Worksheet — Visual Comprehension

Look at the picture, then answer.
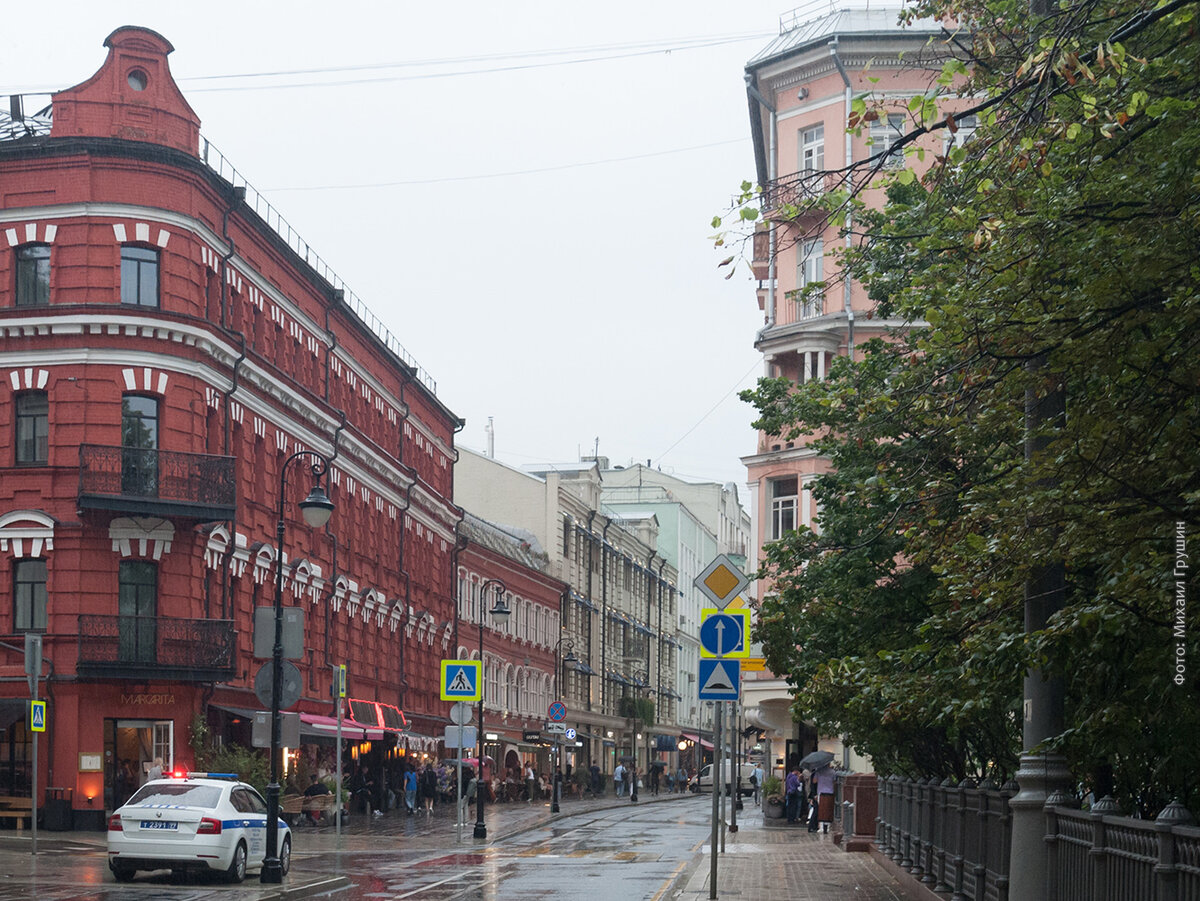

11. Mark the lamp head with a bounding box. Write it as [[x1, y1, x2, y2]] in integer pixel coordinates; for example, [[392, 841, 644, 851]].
[[299, 485, 335, 528], [488, 585, 511, 622], [563, 647, 580, 667]]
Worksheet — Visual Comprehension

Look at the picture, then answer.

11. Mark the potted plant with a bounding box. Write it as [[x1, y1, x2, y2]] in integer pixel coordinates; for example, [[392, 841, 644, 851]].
[[761, 775, 786, 820]]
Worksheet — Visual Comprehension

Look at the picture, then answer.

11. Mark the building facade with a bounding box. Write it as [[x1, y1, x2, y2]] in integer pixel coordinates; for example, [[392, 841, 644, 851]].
[[454, 513, 566, 786], [0, 28, 460, 827], [740, 5, 965, 777], [599, 462, 752, 765], [454, 449, 680, 780]]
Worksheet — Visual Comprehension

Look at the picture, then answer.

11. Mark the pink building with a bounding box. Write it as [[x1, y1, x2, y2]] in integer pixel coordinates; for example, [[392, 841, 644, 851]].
[[740, 5, 970, 774]]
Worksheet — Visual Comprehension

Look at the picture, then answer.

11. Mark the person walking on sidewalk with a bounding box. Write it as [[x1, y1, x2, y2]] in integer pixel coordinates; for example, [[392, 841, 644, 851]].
[[460, 768, 477, 823], [784, 766, 803, 824], [750, 763, 763, 806], [524, 763, 537, 803], [614, 762, 626, 797], [629, 764, 639, 803], [420, 763, 438, 814], [404, 765, 418, 814]]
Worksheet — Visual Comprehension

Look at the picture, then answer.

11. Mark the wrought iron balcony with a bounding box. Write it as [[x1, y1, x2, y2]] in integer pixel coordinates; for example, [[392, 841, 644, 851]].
[[762, 169, 839, 219], [76, 614, 235, 681], [78, 444, 236, 520]]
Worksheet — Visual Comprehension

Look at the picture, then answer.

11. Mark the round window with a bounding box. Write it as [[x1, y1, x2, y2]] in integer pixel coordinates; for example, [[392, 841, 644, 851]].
[[127, 69, 148, 91]]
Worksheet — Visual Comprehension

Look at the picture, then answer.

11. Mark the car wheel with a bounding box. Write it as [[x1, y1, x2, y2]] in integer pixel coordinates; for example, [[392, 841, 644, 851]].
[[110, 862, 136, 882], [280, 836, 292, 877], [225, 841, 247, 883]]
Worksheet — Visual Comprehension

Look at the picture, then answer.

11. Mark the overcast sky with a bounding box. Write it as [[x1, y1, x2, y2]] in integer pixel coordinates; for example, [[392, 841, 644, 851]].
[[3, 1, 799, 490]]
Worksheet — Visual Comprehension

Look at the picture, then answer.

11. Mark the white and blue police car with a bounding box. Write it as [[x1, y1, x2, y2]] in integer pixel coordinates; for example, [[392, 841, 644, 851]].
[[107, 772, 290, 883]]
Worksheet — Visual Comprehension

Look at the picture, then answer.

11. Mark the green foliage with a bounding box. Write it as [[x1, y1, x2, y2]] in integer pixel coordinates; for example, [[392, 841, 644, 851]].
[[739, 0, 1200, 810], [619, 695, 656, 724], [189, 713, 270, 796], [762, 774, 784, 802]]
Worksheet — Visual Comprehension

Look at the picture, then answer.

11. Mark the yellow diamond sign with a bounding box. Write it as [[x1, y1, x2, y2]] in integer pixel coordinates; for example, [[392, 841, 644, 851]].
[[694, 555, 750, 610]]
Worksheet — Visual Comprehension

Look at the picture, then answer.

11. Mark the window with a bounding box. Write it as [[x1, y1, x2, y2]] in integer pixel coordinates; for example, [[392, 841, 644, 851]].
[[15, 245, 50, 307], [120, 246, 159, 307], [15, 392, 48, 465], [800, 124, 824, 172], [14, 559, 47, 631], [121, 395, 159, 496], [869, 114, 907, 169], [943, 113, 979, 157], [769, 477, 798, 540], [796, 239, 824, 319], [118, 560, 157, 664]]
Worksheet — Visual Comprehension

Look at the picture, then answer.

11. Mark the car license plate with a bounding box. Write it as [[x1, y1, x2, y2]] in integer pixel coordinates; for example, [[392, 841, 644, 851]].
[[140, 820, 178, 829]]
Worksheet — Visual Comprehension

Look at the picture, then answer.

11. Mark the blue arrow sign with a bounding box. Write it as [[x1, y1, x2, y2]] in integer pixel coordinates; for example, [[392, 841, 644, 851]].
[[699, 611, 748, 658], [698, 659, 741, 700]]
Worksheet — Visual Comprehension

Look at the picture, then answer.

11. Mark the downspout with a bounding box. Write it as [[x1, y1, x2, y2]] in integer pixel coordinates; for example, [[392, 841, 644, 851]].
[[584, 511, 597, 714], [745, 74, 778, 330], [395, 371, 421, 712], [830, 40, 856, 360], [657, 560, 667, 721], [219, 187, 247, 620], [645, 552, 655, 690], [452, 526, 468, 657], [322, 411, 347, 671], [323, 291, 343, 404], [600, 519, 613, 720]]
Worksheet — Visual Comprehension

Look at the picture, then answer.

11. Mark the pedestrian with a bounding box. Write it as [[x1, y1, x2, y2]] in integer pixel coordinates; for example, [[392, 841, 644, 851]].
[[524, 763, 537, 803], [814, 763, 835, 834], [629, 764, 639, 803], [649, 763, 660, 796], [750, 762, 764, 806], [146, 756, 163, 782], [806, 768, 820, 832], [676, 766, 687, 793], [784, 766, 803, 824], [404, 765, 418, 814], [589, 763, 601, 798], [420, 763, 438, 814], [459, 768, 477, 822], [614, 761, 626, 797]]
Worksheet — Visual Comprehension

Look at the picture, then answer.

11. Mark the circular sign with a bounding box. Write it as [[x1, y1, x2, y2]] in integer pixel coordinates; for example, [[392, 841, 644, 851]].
[[449, 701, 473, 726], [254, 660, 302, 710], [548, 700, 567, 722], [565, 728, 577, 740]]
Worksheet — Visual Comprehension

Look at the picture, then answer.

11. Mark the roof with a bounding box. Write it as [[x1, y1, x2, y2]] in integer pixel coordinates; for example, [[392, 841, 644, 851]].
[[746, 5, 945, 70], [461, 512, 549, 571]]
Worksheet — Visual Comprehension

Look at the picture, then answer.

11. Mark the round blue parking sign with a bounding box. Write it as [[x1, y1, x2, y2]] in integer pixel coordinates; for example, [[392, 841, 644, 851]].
[[548, 701, 566, 722]]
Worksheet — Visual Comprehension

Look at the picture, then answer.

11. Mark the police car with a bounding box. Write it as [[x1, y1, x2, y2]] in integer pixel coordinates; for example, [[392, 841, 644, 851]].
[[106, 772, 291, 883]]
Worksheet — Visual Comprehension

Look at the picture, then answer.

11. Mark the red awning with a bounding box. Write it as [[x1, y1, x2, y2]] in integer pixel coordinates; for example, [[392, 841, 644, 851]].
[[299, 712, 383, 741], [680, 732, 714, 750]]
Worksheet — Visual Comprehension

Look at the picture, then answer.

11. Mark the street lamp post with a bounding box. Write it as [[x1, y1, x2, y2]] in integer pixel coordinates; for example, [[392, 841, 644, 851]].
[[551, 639, 578, 814], [474, 579, 510, 840], [262, 450, 334, 884]]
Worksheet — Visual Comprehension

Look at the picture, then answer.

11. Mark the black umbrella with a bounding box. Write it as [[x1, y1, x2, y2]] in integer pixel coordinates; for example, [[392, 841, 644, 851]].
[[799, 750, 835, 769], [649, 760, 667, 770]]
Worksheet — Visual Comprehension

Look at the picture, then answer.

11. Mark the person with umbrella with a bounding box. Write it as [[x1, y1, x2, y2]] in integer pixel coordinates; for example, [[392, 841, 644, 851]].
[[648, 760, 664, 796], [798, 750, 836, 833]]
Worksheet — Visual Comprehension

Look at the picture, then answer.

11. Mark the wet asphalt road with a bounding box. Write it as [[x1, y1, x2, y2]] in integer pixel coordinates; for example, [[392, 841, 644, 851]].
[[323, 802, 710, 901]]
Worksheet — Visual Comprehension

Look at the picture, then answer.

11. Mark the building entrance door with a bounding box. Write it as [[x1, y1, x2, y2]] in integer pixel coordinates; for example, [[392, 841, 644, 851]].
[[105, 719, 173, 811]]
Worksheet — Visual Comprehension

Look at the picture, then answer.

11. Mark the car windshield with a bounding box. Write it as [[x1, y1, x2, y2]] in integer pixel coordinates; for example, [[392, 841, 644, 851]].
[[125, 783, 222, 809]]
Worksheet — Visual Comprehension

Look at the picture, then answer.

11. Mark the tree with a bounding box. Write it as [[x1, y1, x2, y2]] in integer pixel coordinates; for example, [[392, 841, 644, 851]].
[[734, 0, 1200, 810]]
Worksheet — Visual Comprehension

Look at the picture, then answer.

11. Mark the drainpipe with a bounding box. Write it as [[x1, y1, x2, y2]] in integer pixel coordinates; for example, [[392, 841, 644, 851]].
[[322, 412, 346, 671], [219, 187, 247, 620], [657, 559, 667, 721], [323, 292, 343, 404], [830, 40, 856, 360], [745, 75, 778, 330], [585, 511, 597, 715], [600, 518, 613, 721]]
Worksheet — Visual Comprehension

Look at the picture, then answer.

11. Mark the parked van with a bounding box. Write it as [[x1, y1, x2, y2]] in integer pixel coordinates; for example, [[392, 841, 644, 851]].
[[690, 762, 757, 797]]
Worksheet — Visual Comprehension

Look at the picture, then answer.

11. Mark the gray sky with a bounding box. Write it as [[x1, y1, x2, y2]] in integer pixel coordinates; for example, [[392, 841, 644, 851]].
[[3, 1, 793, 489]]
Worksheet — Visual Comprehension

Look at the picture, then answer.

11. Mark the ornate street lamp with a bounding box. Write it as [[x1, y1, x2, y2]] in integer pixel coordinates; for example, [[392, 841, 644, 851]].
[[551, 639, 579, 813], [474, 579, 510, 840], [262, 450, 333, 884]]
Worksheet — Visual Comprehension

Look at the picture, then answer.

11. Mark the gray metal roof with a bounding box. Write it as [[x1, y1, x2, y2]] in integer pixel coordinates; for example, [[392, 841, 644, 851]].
[[747, 4, 945, 69]]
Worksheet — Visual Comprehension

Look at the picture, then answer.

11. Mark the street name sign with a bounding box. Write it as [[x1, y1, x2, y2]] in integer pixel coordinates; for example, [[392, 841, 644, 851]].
[[694, 555, 749, 610], [699, 609, 751, 659], [440, 660, 482, 701]]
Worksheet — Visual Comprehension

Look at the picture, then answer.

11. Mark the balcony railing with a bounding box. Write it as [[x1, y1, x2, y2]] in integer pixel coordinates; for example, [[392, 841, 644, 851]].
[[78, 444, 236, 520], [77, 614, 235, 681], [762, 169, 839, 218]]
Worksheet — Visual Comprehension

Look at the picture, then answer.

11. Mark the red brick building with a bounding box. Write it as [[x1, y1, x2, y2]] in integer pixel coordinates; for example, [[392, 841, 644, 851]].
[[0, 27, 460, 828]]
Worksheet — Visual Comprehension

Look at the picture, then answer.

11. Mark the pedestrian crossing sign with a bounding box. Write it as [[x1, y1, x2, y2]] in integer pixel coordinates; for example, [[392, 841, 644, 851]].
[[440, 660, 482, 701], [29, 700, 46, 732]]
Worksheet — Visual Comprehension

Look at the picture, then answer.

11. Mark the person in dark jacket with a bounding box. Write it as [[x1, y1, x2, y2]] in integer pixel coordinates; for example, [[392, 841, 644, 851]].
[[784, 766, 803, 823]]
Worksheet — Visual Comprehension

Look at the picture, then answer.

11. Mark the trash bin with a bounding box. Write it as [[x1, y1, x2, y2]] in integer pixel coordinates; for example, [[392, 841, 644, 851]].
[[43, 787, 73, 831]]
